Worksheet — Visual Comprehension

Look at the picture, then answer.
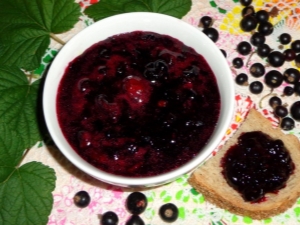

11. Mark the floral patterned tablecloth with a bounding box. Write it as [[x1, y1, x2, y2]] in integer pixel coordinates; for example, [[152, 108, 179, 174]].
[[22, 0, 300, 224]]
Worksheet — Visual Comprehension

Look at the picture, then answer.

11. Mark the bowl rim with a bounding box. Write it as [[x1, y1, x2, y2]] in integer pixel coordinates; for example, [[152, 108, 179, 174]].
[[43, 12, 235, 187]]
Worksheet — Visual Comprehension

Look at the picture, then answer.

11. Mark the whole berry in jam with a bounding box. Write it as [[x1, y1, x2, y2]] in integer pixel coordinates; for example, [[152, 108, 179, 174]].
[[267, 51, 285, 67], [125, 215, 145, 225], [202, 27, 219, 42], [199, 16, 213, 28], [232, 57, 244, 68], [269, 96, 282, 108], [249, 81, 263, 94], [235, 73, 248, 86], [249, 62, 265, 77], [126, 192, 147, 215], [265, 70, 283, 88], [280, 117, 295, 131], [240, 15, 257, 32], [237, 41, 252, 55], [279, 33, 292, 45], [290, 101, 300, 121], [101, 211, 119, 225], [159, 203, 179, 223], [73, 191, 91, 208]]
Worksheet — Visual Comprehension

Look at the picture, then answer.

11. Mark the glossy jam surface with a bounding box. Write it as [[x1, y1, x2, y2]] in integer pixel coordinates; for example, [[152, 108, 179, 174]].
[[57, 31, 220, 177], [221, 131, 294, 202]]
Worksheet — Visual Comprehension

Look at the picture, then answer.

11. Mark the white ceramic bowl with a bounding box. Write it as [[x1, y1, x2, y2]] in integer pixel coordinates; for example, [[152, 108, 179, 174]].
[[43, 12, 235, 187]]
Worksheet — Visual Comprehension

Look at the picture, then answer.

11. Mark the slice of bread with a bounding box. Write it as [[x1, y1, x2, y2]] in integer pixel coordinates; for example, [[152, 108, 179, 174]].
[[188, 108, 300, 220]]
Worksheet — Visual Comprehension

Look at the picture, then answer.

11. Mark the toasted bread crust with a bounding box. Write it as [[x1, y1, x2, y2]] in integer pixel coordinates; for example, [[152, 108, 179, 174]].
[[188, 108, 300, 220]]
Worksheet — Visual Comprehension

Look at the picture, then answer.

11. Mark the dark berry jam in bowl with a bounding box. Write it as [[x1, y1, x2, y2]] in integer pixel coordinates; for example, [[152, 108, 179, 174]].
[[43, 12, 235, 187]]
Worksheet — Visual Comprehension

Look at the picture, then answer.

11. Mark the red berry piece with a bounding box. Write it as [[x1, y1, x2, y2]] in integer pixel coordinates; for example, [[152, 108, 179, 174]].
[[126, 192, 147, 215], [123, 76, 151, 104], [159, 203, 179, 223], [73, 191, 91, 208]]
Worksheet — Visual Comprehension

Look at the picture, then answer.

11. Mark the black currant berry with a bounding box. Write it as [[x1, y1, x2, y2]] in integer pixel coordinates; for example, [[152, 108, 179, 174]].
[[159, 203, 179, 223], [249, 62, 265, 77], [255, 10, 269, 23], [265, 70, 283, 88], [274, 105, 288, 118], [73, 191, 91, 208], [101, 211, 119, 225], [280, 117, 295, 131], [249, 81, 263, 94], [240, 0, 252, 6], [267, 51, 285, 67], [241, 6, 255, 17], [237, 41, 252, 55], [283, 68, 300, 84], [279, 33, 292, 45], [283, 49, 296, 61], [258, 21, 274, 36], [125, 215, 145, 225], [283, 86, 294, 96], [257, 44, 271, 58], [240, 15, 258, 32], [295, 54, 300, 67], [291, 40, 300, 53], [232, 57, 244, 68], [199, 16, 213, 28], [203, 27, 219, 42], [269, 96, 282, 108], [250, 32, 265, 46], [126, 192, 147, 215], [220, 49, 227, 57], [291, 101, 300, 121], [235, 73, 248, 85], [294, 82, 300, 95]]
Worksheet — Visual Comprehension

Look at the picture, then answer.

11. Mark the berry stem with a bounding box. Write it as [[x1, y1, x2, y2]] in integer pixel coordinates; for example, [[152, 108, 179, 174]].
[[246, 50, 255, 67], [259, 90, 276, 108], [50, 33, 66, 45]]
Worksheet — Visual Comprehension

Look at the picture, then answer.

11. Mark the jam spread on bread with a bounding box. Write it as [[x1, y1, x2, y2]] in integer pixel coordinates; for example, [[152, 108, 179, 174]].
[[221, 131, 295, 202], [57, 31, 220, 177]]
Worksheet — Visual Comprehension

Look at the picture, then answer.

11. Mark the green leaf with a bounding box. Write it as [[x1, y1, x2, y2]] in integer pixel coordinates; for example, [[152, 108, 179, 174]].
[[0, 0, 81, 70], [84, 0, 192, 21], [0, 124, 24, 183], [0, 65, 42, 148], [0, 162, 56, 225], [0, 123, 56, 225]]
